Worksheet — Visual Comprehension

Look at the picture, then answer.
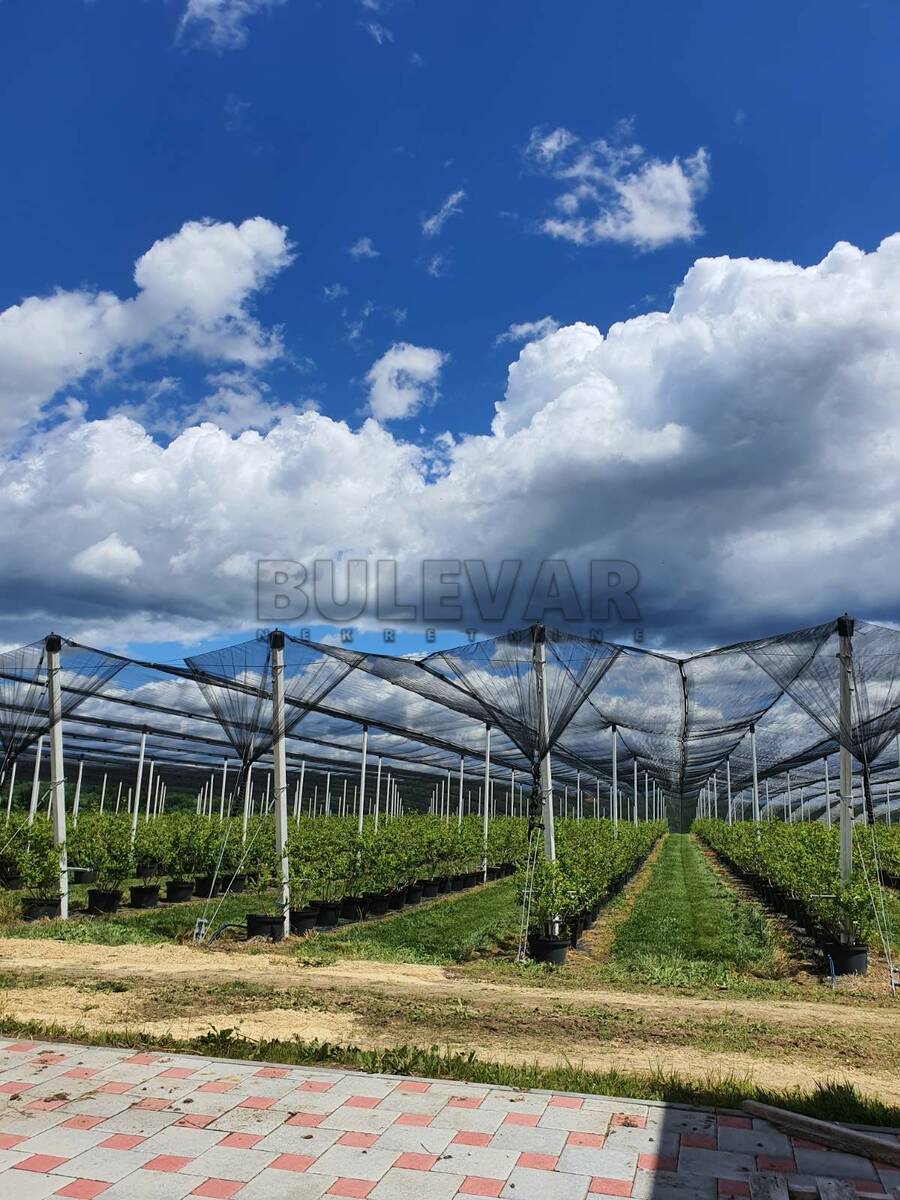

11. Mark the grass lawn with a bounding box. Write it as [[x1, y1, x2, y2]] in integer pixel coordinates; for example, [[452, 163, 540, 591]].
[[305, 878, 522, 965], [606, 833, 784, 987]]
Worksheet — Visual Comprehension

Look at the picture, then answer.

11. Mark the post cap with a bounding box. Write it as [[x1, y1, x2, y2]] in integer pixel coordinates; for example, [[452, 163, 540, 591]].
[[269, 629, 285, 651], [837, 614, 855, 638]]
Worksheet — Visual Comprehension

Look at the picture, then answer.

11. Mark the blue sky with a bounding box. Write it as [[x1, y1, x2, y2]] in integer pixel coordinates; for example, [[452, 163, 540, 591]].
[[3, 0, 900, 660]]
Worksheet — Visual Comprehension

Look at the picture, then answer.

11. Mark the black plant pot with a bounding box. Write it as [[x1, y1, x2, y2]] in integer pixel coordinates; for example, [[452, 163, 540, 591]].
[[315, 902, 341, 928], [194, 875, 220, 897], [227, 873, 246, 894], [246, 912, 284, 941], [387, 889, 407, 910], [464, 871, 480, 888], [74, 868, 98, 885], [437, 877, 452, 894], [450, 875, 466, 892], [21, 897, 61, 921], [528, 933, 568, 966], [129, 884, 160, 909], [340, 896, 367, 921], [405, 884, 423, 906], [136, 862, 161, 881], [421, 880, 439, 900], [365, 894, 389, 917], [165, 881, 194, 903], [87, 888, 121, 914], [290, 907, 318, 934], [0, 871, 22, 890], [569, 919, 584, 948], [823, 942, 868, 976]]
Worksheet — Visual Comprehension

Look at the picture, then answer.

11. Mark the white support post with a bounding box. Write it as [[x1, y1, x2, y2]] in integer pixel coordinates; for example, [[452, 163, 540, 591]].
[[99, 772, 107, 814], [611, 725, 618, 833], [270, 631, 291, 939], [837, 616, 854, 909], [457, 756, 464, 828], [374, 757, 383, 830], [219, 759, 228, 821], [27, 734, 44, 826], [295, 760, 305, 824], [144, 761, 155, 822], [824, 757, 832, 828], [633, 758, 638, 824], [72, 757, 84, 827], [533, 626, 556, 863], [482, 723, 492, 880], [115, 780, 122, 813], [325, 772, 331, 817], [786, 771, 793, 823], [45, 636, 69, 920], [130, 731, 147, 845], [5, 760, 16, 822], [357, 725, 368, 836], [749, 725, 760, 824], [242, 761, 253, 843], [726, 757, 732, 825]]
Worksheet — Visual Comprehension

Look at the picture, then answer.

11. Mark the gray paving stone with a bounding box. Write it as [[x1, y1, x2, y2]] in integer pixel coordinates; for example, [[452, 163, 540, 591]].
[[501, 1165, 590, 1200], [603, 1124, 678, 1156], [0, 1108, 71, 1135], [430, 1143, 518, 1178], [538, 1106, 608, 1133], [171, 1090, 240, 1117], [100, 1169, 207, 1199], [16, 1125, 111, 1157], [488, 1123, 567, 1155], [481, 1091, 548, 1116], [211, 1106, 290, 1135], [717, 1125, 792, 1156], [0, 1169, 62, 1199], [308, 1143, 399, 1181], [377, 1090, 449, 1115], [135, 1122, 228, 1156], [678, 1146, 756, 1177], [96, 1105, 182, 1135], [794, 1146, 877, 1179], [271, 1090, 345, 1115], [253, 1123, 342, 1156], [320, 1105, 397, 1134], [328, 1076, 398, 1098], [50, 1144, 158, 1182], [556, 1143, 638, 1179], [369, 1165, 463, 1199], [232, 1169, 336, 1199], [188, 1145, 278, 1181], [0, 1148, 26, 1169], [430, 1106, 505, 1134], [371, 1122, 456, 1154], [632, 1167, 717, 1198], [63, 1092, 135, 1118]]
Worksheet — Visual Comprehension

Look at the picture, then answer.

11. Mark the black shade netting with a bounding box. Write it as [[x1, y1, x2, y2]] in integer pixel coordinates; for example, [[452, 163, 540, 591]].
[[0, 637, 128, 773], [185, 635, 361, 768]]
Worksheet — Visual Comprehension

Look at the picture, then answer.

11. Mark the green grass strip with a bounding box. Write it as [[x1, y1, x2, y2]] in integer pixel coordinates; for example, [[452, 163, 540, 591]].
[[304, 879, 522, 965], [1, 1015, 897, 1128], [610, 833, 782, 987]]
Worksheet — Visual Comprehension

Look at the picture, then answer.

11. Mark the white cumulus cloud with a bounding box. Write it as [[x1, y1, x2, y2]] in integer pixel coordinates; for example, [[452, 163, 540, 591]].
[[495, 316, 560, 345], [347, 237, 380, 260], [526, 124, 710, 251], [422, 189, 466, 238], [5, 237, 900, 648], [0, 216, 293, 441], [365, 343, 447, 421], [178, 0, 287, 50]]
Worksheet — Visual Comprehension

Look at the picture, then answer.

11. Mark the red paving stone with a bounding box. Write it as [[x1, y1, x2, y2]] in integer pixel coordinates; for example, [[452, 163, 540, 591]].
[[286, 1111, 325, 1127], [270, 1153, 317, 1172], [638, 1153, 677, 1171], [61, 1116, 104, 1130], [218, 1133, 262, 1149], [394, 1112, 432, 1126], [15, 1155, 70, 1173], [517, 1152, 558, 1170], [459, 1179, 505, 1197], [568, 1133, 605, 1148], [327, 1180, 374, 1198], [503, 1112, 539, 1127], [52, 1181, 110, 1199], [394, 1152, 439, 1170], [190, 1182, 244, 1199], [589, 1178, 632, 1196], [145, 1154, 194, 1172], [337, 1132, 378, 1148], [717, 1181, 751, 1198], [453, 1131, 492, 1147], [99, 1134, 146, 1151]]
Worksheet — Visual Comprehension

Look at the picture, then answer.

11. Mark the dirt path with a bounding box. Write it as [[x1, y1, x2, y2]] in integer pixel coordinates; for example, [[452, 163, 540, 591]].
[[2, 935, 899, 1103], [1, 938, 892, 1028]]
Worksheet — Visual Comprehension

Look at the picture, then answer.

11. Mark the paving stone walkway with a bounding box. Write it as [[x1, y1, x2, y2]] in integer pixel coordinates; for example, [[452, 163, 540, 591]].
[[1, 1038, 899, 1199]]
